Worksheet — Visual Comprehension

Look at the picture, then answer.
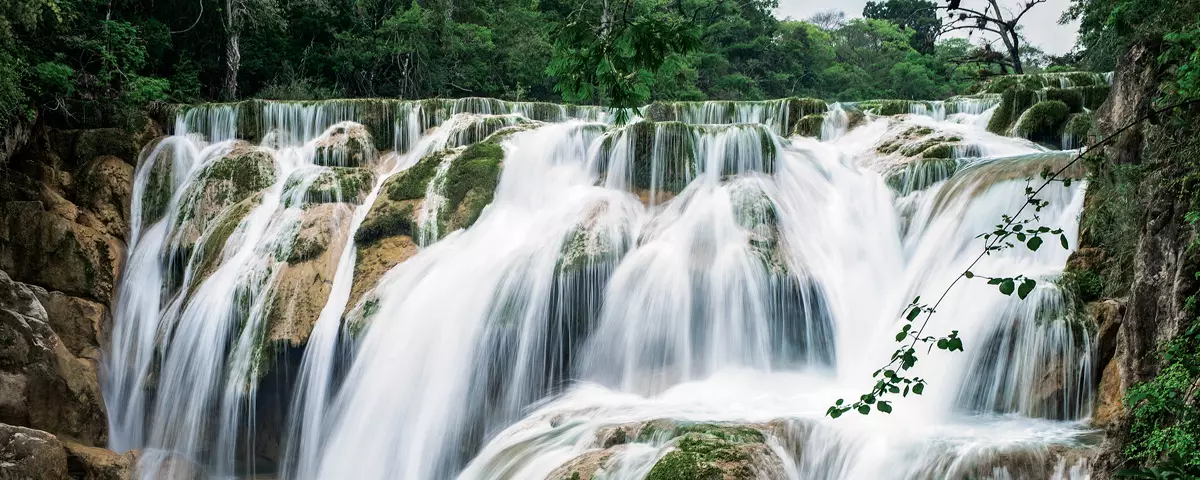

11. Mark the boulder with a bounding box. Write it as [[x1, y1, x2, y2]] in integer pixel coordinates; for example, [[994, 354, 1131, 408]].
[[0, 423, 68, 480], [29, 289, 107, 363], [266, 203, 355, 347], [74, 156, 135, 240], [64, 440, 136, 480], [0, 201, 124, 302], [313, 122, 375, 168], [0, 270, 107, 445], [176, 142, 276, 235]]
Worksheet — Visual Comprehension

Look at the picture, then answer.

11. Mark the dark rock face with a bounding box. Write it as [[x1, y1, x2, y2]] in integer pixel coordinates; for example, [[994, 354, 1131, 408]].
[[0, 121, 148, 479]]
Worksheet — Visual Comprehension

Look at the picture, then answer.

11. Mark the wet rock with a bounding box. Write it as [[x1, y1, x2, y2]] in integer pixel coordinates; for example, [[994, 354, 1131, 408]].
[[283, 167, 376, 207], [1087, 299, 1125, 382], [0, 422, 68, 479], [793, 114, 823, 138], [0, 201, 124, 302], [644, 431, 784, 480], [74, 156, 135, 240], [314, 122, 375, 168], [176, 142, 276, 235], [0, 270, 107, 446], [546, 448, 617, 480], [64, 440, 137, 480], [267, 203, 355, 347], [1066, 247, 1107, 272]]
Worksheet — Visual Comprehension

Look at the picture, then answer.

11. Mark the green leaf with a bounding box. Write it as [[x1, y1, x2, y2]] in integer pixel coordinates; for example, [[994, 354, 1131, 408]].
[[906, 307, 921, 321], [1017, 278, 1036, 299], [999, 278, 1015, 295], [987, 277, 1003, 285], [964, 271, 974, 278], [936, 338, 948, 349], [912, 383, 924, 395], [1060, 234, 1069, 249], [1027, 236, 1043, 251], [857, 405, 871, 415], [877, 401, 892, 413]]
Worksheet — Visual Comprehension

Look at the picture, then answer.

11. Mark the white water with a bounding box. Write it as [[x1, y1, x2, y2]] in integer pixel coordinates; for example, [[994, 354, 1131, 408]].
[[106, 99, 1097, 479]]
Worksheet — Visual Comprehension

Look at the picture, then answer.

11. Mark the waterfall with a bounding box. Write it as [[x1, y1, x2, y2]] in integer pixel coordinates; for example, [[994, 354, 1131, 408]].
[[106, 96, 1098, 479]]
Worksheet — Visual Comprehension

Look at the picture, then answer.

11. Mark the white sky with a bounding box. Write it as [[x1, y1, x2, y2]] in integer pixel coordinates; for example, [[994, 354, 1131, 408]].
[[774, 0, 1081, 55]]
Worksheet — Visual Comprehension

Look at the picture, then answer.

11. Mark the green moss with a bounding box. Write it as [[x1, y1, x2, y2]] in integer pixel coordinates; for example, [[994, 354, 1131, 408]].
[[921, 143, 955, 159], [1061, 270, 1104, 303], [192, 195, 261, 287], [794, 114, 823, 137], [141, 152, 175, 223], [987, 88, 1037, 135], [354, 202, 415, 245], [387, 150, 449, 201], [1080, 85, 1111, 110], [1014, 100, 1071, 142], [286, 234, 325, 263], [886, 158, 958, 194], [1062, 113, 1095, 147], [444, 141, 503, 217], [644, 102, 676, 122], [786, 98, 828, 132], [204, 148, 277, 195], [644, 429, 764, 480], [1045, 88, 1085, 113], [625, 121, 697, 192], [859, 100, 913, 116], [285, 167, 376, 207]]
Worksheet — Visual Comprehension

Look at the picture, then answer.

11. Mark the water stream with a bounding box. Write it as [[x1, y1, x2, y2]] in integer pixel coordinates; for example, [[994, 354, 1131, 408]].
[[105, 97, 1097, 479]]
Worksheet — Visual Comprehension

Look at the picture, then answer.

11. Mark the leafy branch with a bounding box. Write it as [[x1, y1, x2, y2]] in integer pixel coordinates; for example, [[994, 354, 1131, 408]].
[[828, 97, 1200, 419]]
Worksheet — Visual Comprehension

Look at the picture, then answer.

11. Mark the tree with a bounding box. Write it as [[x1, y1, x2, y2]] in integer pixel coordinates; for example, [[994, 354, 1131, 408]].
[[863, 0, 942, 54], [221, 0, 283, 99], [937, 0, 1047, 74], [807, 9, 846, 31], [545, 0, 700, 122]]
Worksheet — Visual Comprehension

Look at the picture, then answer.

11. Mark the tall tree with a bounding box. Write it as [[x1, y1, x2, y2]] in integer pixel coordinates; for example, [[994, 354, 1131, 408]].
[[863, 0, 942, 54], [937, 0, 1046, 73], [221, 0, 283, 99]]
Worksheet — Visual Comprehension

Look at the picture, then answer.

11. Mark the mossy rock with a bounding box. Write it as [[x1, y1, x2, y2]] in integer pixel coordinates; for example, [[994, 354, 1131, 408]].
[[355, 199, 416, 246], [858, 100, 919, 116], [176, 143, 277, 232], [885, 158, 958, 195], [1079, 85, 1111, 110], [139, 138, 177, 224], [283, 167, 376, 207], [644, 428, 780, 480], [446, 114, 532, 148], [793, 114, 823, 138], [1061, 112, 1095, 148], [191, 193, 263, 285], [440, 138, 504, 230], [1044, 88, 1085, 113], [1014, 100, 1071, 143], [386, 150, 453, 202], [313, 121, 375, 167], [987, 88, 1038, 135]]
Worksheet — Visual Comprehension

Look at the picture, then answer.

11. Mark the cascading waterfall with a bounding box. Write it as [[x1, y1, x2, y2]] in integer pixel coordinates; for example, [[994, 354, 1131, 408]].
[[106, 96, 1098, 479]]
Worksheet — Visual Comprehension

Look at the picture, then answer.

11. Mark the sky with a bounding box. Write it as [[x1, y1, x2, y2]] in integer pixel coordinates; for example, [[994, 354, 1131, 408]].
[[774, 0, 1081, 55]]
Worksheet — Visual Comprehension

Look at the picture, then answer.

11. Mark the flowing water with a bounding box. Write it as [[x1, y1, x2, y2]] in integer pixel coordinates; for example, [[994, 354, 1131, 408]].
[[105, 97, 1097, 479]]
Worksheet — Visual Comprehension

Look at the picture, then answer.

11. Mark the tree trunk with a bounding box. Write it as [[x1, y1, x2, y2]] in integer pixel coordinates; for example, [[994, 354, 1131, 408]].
[[224, 31, 241, 100], [222, 0, 240, 101], [1007, 31, 1023, 74]]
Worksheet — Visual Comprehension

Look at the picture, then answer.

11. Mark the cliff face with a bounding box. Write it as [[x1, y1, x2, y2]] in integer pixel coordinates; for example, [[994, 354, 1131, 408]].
[[0, 116, 159, 479], [1083, 41, 1200, 478]]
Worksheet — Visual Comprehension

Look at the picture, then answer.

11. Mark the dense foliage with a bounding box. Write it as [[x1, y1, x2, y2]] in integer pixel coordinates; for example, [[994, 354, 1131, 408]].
[[1, 0, 1059, 131]]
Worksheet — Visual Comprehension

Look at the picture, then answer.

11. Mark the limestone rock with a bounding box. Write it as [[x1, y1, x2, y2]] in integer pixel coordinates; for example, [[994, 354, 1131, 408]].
[[546, 448, 617, 480], [1087, 299, 1125, 384], [74, 156, 135, 240], [0, 201, 124, 303], [176, 142, 276, 236], [29, 289, 107, 362], [1093, 332, 1126, 429], [267, 203, 355, 347], [0, 270, 107, 445], [313, 122, 375, 168], [347, 235, 419, 321], [0, 423, 68, 480], [63, 441, 136, 480]]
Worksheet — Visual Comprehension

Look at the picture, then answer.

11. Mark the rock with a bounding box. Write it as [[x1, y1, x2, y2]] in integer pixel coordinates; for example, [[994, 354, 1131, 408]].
[[0, 423, 68, 480], [39, 186, 78, 222], [29, 289, 107, 362], [1013, 100, 1071, 143], [347, 235, 419, 320], [282, 167, 376, 207], [1087, 299, 1125, 383], [546, 448, 616, 480], [0, 270, 107, 445], [1066, 247, 1106, 272], [266, 203, 354, 347], [313, 122, 375, 168], [1093, 334, 1126, 429], [1096, 44, 1158, 166], [644, 431, 785, 480], [176, 142, 276, 236], [64, 440, 136, 480], [74, 156, 135, 240], [50, 128, 141, 168], [0, 201, 124, 303]]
